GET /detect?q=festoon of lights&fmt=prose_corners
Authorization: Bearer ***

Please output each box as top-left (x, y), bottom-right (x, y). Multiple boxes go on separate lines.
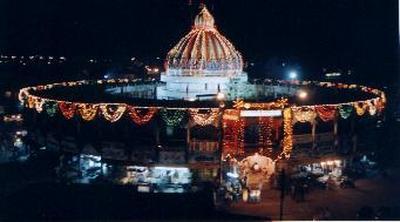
top-left (18, 78), bottom-right (386, 159)
top-left (127, 106), bottom-right (158, 126)
top-left (160, 109), bottom-right (186, 127)
top-left (77, 103), bottom-right (98, 121)
top-left (189, 108), bottom-right (219, 126)
top-left (19, 78), bottom-right (385, 124)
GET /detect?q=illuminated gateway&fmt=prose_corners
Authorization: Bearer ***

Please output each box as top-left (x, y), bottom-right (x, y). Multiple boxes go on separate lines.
top-left (158, 6), bottom-right (248, 100)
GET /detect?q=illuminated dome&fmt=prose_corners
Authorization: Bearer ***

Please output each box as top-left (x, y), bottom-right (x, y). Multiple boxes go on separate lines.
top-left (159, 5), bottom-right (248, 100)
top-left (165, 6), bottom-right (243, 76)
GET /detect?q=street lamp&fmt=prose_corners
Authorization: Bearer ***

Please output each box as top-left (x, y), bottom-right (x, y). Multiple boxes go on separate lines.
top-left (216, 92), bottom-right (226, 102)
top-left (297, 89), bottom-right (308, 100)
top-left (289, 71), bottom-right (298, 80)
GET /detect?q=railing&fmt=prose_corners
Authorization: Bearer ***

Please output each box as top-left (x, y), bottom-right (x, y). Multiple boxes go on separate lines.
top-left (189, 140), bottom-right (219, 153)
top-left (293, 132), bottom-right (335, 145)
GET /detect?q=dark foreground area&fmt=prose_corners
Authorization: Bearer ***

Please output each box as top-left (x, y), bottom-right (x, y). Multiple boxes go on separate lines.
top-left (0, 182), bottom-right (267, 221)
top-left (0, 152), bottom-right (266, 221)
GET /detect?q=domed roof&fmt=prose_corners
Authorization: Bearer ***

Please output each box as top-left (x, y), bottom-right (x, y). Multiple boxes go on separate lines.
top-left (165, 6), bottom-right (243, 76)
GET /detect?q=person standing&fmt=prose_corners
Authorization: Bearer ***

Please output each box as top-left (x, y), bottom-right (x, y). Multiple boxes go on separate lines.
top-left (290, 182), bottom-right (295, 200)
top-left (299, 184), bottom-right (305, 202)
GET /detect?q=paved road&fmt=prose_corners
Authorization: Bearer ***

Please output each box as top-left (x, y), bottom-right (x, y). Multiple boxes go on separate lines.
top-left (220, 171), bottom-right (400, 220)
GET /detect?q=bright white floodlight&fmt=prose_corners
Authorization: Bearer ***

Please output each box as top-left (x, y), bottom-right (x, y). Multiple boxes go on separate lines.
top-left (289, 71), bottom-right (298, 80)
top-left (297, 89), bottom-right (308, 100)
top-left (216, 92), bottom-right (225, 101)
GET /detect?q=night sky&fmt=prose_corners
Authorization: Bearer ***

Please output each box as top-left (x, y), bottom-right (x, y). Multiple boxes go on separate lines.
top-left (0, 0), bottom-right (398, 85)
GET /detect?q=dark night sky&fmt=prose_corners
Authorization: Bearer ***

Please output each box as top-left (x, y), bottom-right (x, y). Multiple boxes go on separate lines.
top-left (0, 0), bottom-right (398, 84)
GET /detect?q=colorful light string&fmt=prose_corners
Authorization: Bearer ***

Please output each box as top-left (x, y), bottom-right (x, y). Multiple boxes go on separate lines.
top-left (292, 107), bottom-right (317, 123)
top-left (58, 101), bottom-right (76, 120)
top-left (338, 104), bottom-right (353, 119)
top-left (77, 103), bottom-right (99, 121)
top-left (100, 104), bottom-right (127, 123)
top-left (127, 106), bottom-right (158, 126)
top-left (280, 108), bottom-right (293, 159)
top-left (18, 78), bottom-right (386, 127)
top-left (315, 106), bottom-right (336, 122)
top-left (160, 109), bottom-right (186, 127)
top-left (188, 108), bottom-right (219, 126)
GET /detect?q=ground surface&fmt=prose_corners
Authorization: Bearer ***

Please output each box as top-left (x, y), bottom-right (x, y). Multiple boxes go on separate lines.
top-left (220, 170), bottom-right (400, 220)
top-left (0, 151), bottom-right (266, 221)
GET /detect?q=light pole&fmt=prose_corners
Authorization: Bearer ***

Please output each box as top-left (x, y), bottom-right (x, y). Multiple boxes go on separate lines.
top-left (288, 71), bottom-right (298, 94)
top-left (279, 168), bottom-right (286, 220)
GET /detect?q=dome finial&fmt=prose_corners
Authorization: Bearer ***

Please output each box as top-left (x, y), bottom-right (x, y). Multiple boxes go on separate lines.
top-left (199, 2), bottom-right (205, 9)
top-left (194, 4), bottom-right (214, 29)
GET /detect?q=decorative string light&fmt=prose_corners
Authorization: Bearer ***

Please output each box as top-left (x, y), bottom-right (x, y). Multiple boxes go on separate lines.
top-left (222, 109), bottom-right (241, 156)
top-left (315, 106), bottom-right (336, 122)
top-left (18, 90), bottom-right (27, 105)
top-left (234, 98), bottom-right (288, 110)
top-left (58, 101), bottom-right (76, 120)
top-left (127, 106), bottom-right (158, 125)
top-left (292, 107), bottom-right (317, 123)
top-left (280, 108), bottom-right (293, 159)
top-left (18, 78), bottom-right (386, 125)
top-left (373, 98), bottom-right (384, 113)
top-left (354, 102), bottom-right (368, 116)
top-left (223, 109), bottom-right (240, 121)
top-left (367, 101), bottom-right (377, 116)
top-left (258, 117), bottom-right (273, 153)
top-left (100, 104), bottom-right (127, 122)
top-left (34, 98), bottom-right (45, 113)
top-left (380, 93), bottom-right (387, 105)
top-left (338, 105), bottom-right (353, 119)
top-left (44, 100), bottom-right (58, 117)
top-left (237, 117), bottom-right (245, 155)
top-left (27, 96), bottom-right (36, 109)
top-left (160, 109), bottom-right (186, 127)
top-left (77, 103), bottom-right (98, 121)
top-left (188, 108), bottom-right (219, 126)
top-left (222, 116), bottom-right (235, 156)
